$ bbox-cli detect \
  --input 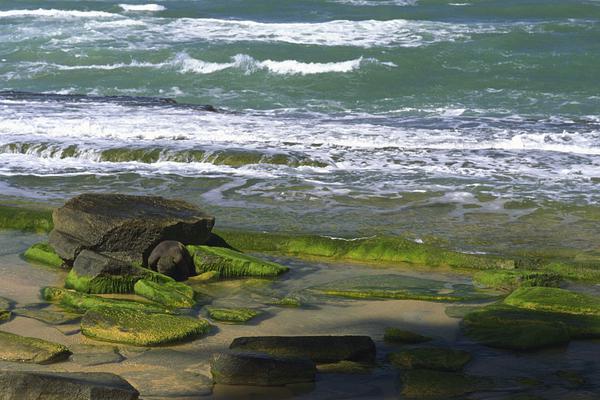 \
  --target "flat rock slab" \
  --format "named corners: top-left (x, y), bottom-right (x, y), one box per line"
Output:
top-left (50, 193), bottom-right (215, 264)
top-left (211, 351), bottom-right (316, 386)
top-left (389, 347), bottom-right (472, 372)
top-left (0, 371), bottom-right (139, 400)
top-left (13, 304), bottom-right (80, 325)
top-left (229, 335), bottom-right (376, 363)
top-left (0, 331), bottom-right (70, 364)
